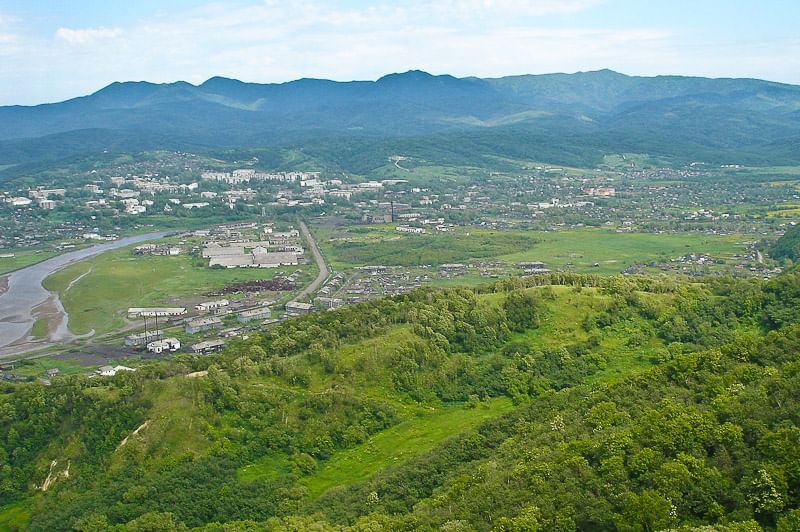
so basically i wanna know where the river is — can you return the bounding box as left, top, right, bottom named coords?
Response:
left=0, top=232, right=170, bottom=356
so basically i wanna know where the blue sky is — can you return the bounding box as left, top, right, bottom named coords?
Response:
left=1, top=0, right=799, bottom=105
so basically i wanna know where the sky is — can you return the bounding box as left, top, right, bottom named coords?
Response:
left=1, top=0, right=799, bottom=105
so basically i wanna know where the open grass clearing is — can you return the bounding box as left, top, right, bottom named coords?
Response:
left=498, top=229, right=747, bottom=274
left=318, top=226, right=748, bottom=275
left=302, top=397, right=514, bottom=497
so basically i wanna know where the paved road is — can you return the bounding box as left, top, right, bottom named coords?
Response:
left=292, top=221, right=329, bottom=302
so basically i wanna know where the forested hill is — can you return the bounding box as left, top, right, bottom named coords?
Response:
left=770, top=224, right=800, bottom=263
left=2, top=271, right=800, bottom=530
left=2, top=69, right=800, bottom=167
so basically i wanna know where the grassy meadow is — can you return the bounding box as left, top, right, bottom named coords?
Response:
left=0, top=248, right=59, bottom=275
left=497, top=228, right=747, bottom=274
left=42, top=244, right=314, bottom=336
left=302, top=397, right=514, bottom=497
left=318, top=224, right=747, bottom=274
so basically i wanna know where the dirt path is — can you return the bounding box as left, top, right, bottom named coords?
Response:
left=117, top=420, right=151, bottom=450
left=64, top=266, right=92, bottom=293
left=291, top=221, right=329, bottom=303
left=391, top=155, right=411, bottom=172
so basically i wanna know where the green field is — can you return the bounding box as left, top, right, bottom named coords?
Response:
left=43, top=244, right=315, bottom=336
left=498, top=228, right=747, bottom=274
left=318, top=225, right=748, bottom=275
left=767, top=203, right=800, bottom=217
left=302, top=397, right=514, bottom=497
left=29, top=318, right=47, bottom=339
left=10, top=356, right=91, bottom=379
left=0, top=248, right=59, bottom=275
left=237, top=454, right=292, bottom=484
left=515, top=285, right=664, bottom=381
left=318, top=225, right=541, bottom=269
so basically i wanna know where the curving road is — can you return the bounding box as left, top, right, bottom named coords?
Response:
left=292, top=221, right=329, bottom=302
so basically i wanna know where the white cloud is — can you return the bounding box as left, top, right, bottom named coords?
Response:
left=423, top=0, right=603, bottom=18
left=55, top=26, right=123, bottom=44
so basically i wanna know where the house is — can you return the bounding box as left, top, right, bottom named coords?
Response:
left=29, top=187, right=66, bottom=199
left=146, top=338, right=181, bottom=354
left=190, top=339, right=226, bottom=354
left=132, top=244, right=182, bottom=256
left=285, top=301, right=314, bottom=315
left=517, top=262, right=547, bottom=269
left=209, top=255, right=254, bottom=268
left=124, top=330, right=162, bottom=346
left=237, top=307, right=272, bottom=323
left=195, top=299, right=230, bottom=312
left=315, top=297, right=344, bottom=310
left=185, top=317, right=222, bottom=334
left=127, top=307, right=186, bottom=318
left=584, top=187, right=616, bottom=197
left=96, top=365, right=135, bottom=377
left=219, top=327, right=244, bottom=338
left=45, top=368, right=60, bottom=378
left=395, top=225, right=424, bottom=234
left=252, top=251, right=298, bottom=268
left=269, top=230, right=300, bottom=242
left=7, top=197, right=32, bottom=207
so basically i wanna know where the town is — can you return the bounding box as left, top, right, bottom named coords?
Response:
left=0, top=150, right=796, bottom=382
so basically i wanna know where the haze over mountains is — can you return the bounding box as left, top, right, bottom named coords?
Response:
left=3, top=69, right=800, bottom=168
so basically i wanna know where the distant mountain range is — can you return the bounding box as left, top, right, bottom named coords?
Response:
left=3, top=69, right=800, bottom=169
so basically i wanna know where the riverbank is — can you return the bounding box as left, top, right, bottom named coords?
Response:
left=0, top=232, right=170, bottom=356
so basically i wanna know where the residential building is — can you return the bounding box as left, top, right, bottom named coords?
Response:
left=185, top=317, right=222, bottom=334
left=195, top=299, right=230, bottom=312
left=190, top=339, right=226, bottom=354
left=124, top=330, right=163, bottom=346
left=237, top=307, right=272, bottom=323
left=285, top=301, right=314, bottom=315
left=127, top=307, right=187, bottom=318
left=146, top=338, right=181, bottom=354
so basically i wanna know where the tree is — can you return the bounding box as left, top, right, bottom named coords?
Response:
left=614, top=491, right=672, bottom=532
left=503, top=290, right=542, bottom=332
left=125, top=512, right=188, bottom=531
left=494, top=506, right=541, bottom=531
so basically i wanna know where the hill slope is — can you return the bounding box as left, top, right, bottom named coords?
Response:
left=2, top=273, right=800, bottom=530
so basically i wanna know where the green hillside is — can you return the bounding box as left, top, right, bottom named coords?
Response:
left=770, top=224, right=800, bottom=263
left=2, top=272, right=800, bottom=530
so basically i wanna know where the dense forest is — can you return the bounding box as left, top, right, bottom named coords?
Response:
left=770, top=225, right=800, bottom=264
left=2, top=271, right=800, bottom=530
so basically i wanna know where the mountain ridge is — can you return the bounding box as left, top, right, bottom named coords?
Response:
left=3, top=69, right=800, bottom=168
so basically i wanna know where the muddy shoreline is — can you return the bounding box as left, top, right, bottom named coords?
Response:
left=0, top=232, right=169, bottom=357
